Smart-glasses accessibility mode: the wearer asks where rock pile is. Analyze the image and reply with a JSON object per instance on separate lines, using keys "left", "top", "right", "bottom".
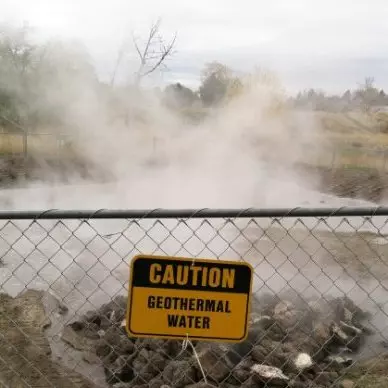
{"left": 61, "top": 293, "right": 374, "bottom": 388}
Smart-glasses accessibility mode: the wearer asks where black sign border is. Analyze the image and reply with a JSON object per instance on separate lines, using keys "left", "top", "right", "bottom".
{"left": 126, "top": 254, "right": 253, "bottom": 343}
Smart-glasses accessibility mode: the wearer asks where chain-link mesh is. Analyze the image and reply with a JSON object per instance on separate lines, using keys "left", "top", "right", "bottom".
{"left": 0, "top": 209, "right": 388, "bottom": 387}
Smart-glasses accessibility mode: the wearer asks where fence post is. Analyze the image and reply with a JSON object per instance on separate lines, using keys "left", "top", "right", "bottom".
{"left": 23, "top": 131, "right": 27, "bottom": 159}
{"left": 331, "top": 148, "right": 336, "bottom": 167}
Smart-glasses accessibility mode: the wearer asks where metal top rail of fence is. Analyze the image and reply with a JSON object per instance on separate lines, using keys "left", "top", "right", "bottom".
{"left": 1, "top": 206, "right": 388, "bottom": 219}
{"left": 1, "top": 206, "right": 388, "bottom": 387}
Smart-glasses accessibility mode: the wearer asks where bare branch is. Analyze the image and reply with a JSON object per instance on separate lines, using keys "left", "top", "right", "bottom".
{"left": 141, "top": 32, "right": 177, "bottom": 77}
{"left": 131, "top": 18, "right": 177, "bottom": 86}
{"left": 139, "top": 18, "right": 160, "bottom": 65}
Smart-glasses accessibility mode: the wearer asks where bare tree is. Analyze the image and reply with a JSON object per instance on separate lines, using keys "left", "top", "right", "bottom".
{"left": 356, "top": 76, "right": 380, "bottom": 114}
{"left": 362, "top": 76, "right": 375, "bottom": 90}
{"left": 110, "top": 43, "right": 126, "bottom": 87}
{"left": 109, "top": 19, "right": 176, "bottom": 88}
{"left": 132, "top": 18, "right": 177, "bottom": 87}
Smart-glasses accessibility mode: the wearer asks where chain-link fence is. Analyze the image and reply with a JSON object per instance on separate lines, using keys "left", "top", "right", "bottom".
{"left": 1, "top": 208, "right": 388, "bottom": 387}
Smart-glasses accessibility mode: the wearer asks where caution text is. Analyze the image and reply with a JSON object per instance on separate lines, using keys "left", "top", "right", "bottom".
{"left": 149, "top": 263, "right": 235, "bottom": 289}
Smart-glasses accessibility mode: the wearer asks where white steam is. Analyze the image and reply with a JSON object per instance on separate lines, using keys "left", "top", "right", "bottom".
{"left": 0, "top": 56, "right": 330, "bottom": 210}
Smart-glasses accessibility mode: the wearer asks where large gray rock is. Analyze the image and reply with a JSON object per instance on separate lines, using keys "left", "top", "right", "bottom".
{"left": 61, "top": 322, "right": 100, "bottom": 351}
{"left": 312, "top": 321, "right": 332, "bottom": 349}
{"left": 250, "top": 364, "right": 289, "bottom": 386}
{"left": 227, "top": 358, "right": 254, "bottom": 385}
{"left": 85, "top": 296, "right": 127, "bottom": 329}
{"left": 251, "top": 339, "right": 290, "bottom": 367}
{"left": 162, "top": 360, "right": 196, "bottom": 387}
{"left": 106, "top": 354, "right": 135, "bottom": 384}
{"left": 195, "top": 344, "right": 232, "bottom": 383}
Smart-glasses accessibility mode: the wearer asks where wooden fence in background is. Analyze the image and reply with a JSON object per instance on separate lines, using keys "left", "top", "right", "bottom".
{"left": 0, "top": 132, "right": 73, "bottom": 157}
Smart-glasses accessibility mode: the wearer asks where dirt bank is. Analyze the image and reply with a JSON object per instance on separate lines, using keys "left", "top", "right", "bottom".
{"left": 298, "top": 164, "right": 388, "bottom": 203}
{"left": 0, "top": 156, "right": 387, "bottom": 205}
{"left": 0, "top": 155, "right": 111, "bottom": 188}
{"left": 0, "top": 289, "right": 97, "bottom": 387}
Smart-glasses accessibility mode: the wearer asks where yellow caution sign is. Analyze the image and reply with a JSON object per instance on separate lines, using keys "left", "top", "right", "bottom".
{"left": 126, "top": 254, "right": 253, "bottom": 343}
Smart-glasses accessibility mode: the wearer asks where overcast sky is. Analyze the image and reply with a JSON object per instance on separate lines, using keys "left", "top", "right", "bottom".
{"left": 2, "top": 0, "right": 388, "bottom": 94}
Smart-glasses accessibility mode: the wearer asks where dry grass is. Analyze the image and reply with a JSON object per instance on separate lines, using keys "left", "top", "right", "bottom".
{"left": 300, "top": 110, "right": 388, "bottom": 170}
{"left": 318, "top": 111, "right": 388, "bottom": 146}
{"left": 342, "top": 354, "right": 388, "bottom": 388}
{"left": 245, "top": 109, "right": 388, "bottom": 170}
{"left": 329, "top": 131, "right": 388, "bottom": 148}
{"left": 312, "top": 148, "right": 388, "bottom": 170}
{"left": 0, "top": 133, "right": 68, "bottom": 157}
{"left": 0, "top": 134, "right": 24, "bottom": 154}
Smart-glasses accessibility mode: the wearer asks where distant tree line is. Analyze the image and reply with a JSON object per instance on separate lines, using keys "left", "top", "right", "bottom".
{"left": 161, "top": 70, "right": 388, "bottom": 116}
{"left": 1, "top": 22, "right": 387, "bottom": 134}
{"left": 289, "top": 77, "right": 388, "bottom": 113}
